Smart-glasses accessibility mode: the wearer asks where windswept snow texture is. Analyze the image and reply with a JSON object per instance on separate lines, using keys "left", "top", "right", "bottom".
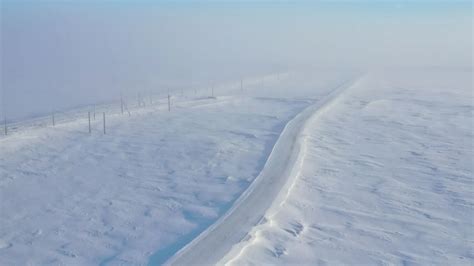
{"left": 0, "top": 72, "right": 351, "bottom": 265}
{"left": 0, "top": 98, "right": 303, "bottom": 265}
{"left": 166, "top": 75, "right": 356, "bottom": 266}
{"left": 222, "top": 70, "right": 473, "bottom": 265}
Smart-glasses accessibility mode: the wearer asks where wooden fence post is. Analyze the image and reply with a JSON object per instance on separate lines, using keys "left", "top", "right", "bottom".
{"left": 121, "top": 93, "right": 124, "bottom": 115}
{"left": 168, "top": 94, "right": 171, "bottom": 112}
{"left": 88, "top": 112, "right": 91, "bottom": 134}
{"left": 103, "top": 112, "right": 106, "bottom": 135}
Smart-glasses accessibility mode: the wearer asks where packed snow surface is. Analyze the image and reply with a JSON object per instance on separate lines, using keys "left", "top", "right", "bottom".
{"left": 0, "top": 71, "right": 352, "bottom": 265}
{"left": 220, "top": 69, "right": 473, "bottom": 265}
{"left": 167, "top": 75, "right": 356, "bottom": 266}
{"left": 1, "top": 70, "right": 471, "bottom": 265}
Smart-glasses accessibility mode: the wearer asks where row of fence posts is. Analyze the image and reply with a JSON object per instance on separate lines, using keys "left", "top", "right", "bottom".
{"left": 83, "top": 89, "right": 175, "bottom": 135}
{"left": 1, "top": 75, "right": 274, "bottom": 136}
{"left": 86, "top": 92, "right": 170, "bottom": 136}
{"left": 87, "top": 111, "right": 106, "bottom": 135}
{"left": 2, "top": 87, "right": 196, "bottom": 136}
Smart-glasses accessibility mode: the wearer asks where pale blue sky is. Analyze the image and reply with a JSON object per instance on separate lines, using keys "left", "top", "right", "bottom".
{"left": 1, "top": 0, "right": 472, "bottom": 120}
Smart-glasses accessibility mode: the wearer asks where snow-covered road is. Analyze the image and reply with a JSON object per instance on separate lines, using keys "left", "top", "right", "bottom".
{"left": 0, "top": 71, "right": 353, "bottom": 265}
{"left": 221, "top": 69, "right": 473, "bottom": 265}
{"left": 166, "top": 77, "right": 358, "bottom": 266}
{"left": 0, "top": 95, "right": 310, "bottom": 265}
{"left": 3, "top": 69, "right": 469, "bottom": 265}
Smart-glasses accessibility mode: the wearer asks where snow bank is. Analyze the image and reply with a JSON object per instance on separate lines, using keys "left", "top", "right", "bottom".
{"left": 221, "top": 69, "right": 473, "bottom": 265}
{"left": 0, "top": 71, "right": 353, "bottom": 265}
{"left": 166, "top": 74, "right": 358, "bottom": 266}
{"left": 0, "top": 94, "right": 309, "bottom": 265}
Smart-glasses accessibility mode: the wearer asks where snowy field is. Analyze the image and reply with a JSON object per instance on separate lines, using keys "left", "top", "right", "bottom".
{"left": 2, "top": 0, "right": 471, "bottom": 265}
{"left": 0, "top": 71, "right": 354, "bottom": 265}
{"left": 0, "top": 69, "right": 471, "bottom": 265}
{"left": 219, "top": 69, "right": 473, "bottom": 265}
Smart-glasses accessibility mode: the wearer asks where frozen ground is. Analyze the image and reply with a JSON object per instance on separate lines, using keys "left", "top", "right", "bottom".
{"left": 167, "top": 73, "right": 357, "bottom": 266}
{"left": 1, "top": 69, "right": 471, "bottom": 265}
{"left": 219, "top": 69, "right": 473, "bottom": 265}
{"left": 0, "top": 71, "right": 353, "bottom": 265}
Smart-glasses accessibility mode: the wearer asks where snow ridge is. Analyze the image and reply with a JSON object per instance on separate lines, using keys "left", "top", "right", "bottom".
{"left": 166, "top": 76, "right": 361, "bottom": 266}
{"left": 219, "top": 75, "right": 365, "bottom": 265}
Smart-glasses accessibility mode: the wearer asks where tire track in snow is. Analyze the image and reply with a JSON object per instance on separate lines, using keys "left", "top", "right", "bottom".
{"left": 164, "top": 75, "right": 363, "bottom": 266}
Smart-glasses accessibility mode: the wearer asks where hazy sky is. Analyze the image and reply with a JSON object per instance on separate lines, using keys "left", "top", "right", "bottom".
{"left": 1, "top": 0, "right": 472, "bottom": 120}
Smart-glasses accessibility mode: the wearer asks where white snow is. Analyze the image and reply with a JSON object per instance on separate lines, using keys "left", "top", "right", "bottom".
{"left": 1, "top": 69, "right": 471, "bottom": 265}
{"left": 0, "top": 71, "right": 353, "bottom": 265}
{"left": 219, "top": 69, "right": 473, "bottom": 265}
{"left": 167, "top": 74, "right": 358, "bottom": 266}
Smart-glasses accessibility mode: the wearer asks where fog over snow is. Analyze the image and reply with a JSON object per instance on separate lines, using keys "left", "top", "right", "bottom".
{"left": 1, "top": 0, "right": 471, "bottom": 121}
{"left": 0, "top": 1, "right": 472, "bottom": 266}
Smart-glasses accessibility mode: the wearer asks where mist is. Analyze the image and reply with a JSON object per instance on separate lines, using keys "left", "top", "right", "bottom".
{"left": 1, "top": 0, "right": 472, "bottom": 121}
{"left": 1, "top": 2, "right": 473, "bottom": 265}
